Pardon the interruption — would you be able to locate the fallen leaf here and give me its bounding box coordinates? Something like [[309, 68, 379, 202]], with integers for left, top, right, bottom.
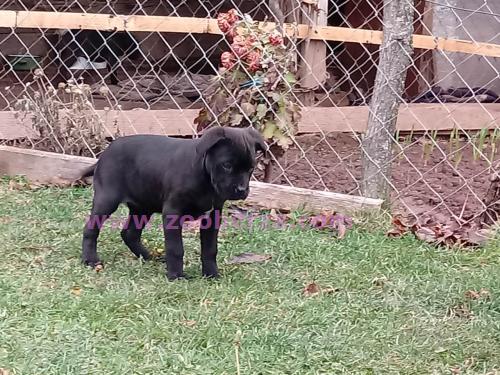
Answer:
[[0, 368, 11, 375], [151, 247, 164, 257], [227, 252, 271, 265], [463, 357, 476, 369], [480, 288, 492, 299], [70, 286, 82, 296], [180, 319, 197, 328], [49, 176, 73, 188], [33, 256, 44, 265], [94, 264, 104, 273], [302, 282, 320, 297], [447, 303, 474, 320], [464, 290, 481, 300], [0, 216, 12, 224], [465, 288, 491, 301], [467, 229, 493, 247], [336, 222, 347, 239], [372, 277, 388, 287], [415, 227, 437, 243], [322, 287, 341, 294], [8, 180, 27, 190]]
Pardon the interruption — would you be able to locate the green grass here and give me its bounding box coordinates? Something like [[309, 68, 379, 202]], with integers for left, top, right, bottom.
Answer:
[[0, 178, 499, 374]]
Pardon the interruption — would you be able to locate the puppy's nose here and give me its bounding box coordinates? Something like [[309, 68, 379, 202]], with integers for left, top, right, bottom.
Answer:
[[236, 185, 248, 194]]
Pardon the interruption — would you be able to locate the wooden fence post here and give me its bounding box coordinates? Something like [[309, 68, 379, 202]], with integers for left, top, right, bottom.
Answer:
[[298, 0, 328, 105], [361, 0, 414, 203]]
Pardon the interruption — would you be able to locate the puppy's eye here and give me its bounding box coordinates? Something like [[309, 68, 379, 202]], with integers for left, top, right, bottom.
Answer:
[[222, 162, 232, 171]]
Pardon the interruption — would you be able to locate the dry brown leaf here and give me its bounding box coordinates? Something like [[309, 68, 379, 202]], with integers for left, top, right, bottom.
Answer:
[[465, 288, 491, 301], [0, 216, 12, 224], [49, 176, 73, 188], [467, 229, 493, 246], [322, 287, 341, 295], [180, 320, 197, 328], [447, 303, 474, 319], [8, 180, 27, 190], [94, 264, 104, 273], [464, 290, 481, 300], [372, 277, 388, 287], [415, 227, 437, 243], [336, 222, 347, 239], [70, 286, 82, 296], [302, 282, 320, 297], [227, 252, 271, 265]]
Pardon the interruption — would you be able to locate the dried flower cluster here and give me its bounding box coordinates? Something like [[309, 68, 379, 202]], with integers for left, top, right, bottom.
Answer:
[[195, 9, 300, 158]]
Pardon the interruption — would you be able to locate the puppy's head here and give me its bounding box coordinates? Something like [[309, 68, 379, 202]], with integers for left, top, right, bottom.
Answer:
[[196, 126, 267, 201]]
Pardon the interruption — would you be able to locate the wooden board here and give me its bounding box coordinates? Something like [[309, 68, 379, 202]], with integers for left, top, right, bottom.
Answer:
[[298, 0, 328, 95], [0, 145, 383, 214], [0, 10, 499, 58], [1, 104, 499, 141]]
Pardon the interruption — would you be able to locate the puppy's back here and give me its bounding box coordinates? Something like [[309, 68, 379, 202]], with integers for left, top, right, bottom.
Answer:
[[93, 134, 192, 190]]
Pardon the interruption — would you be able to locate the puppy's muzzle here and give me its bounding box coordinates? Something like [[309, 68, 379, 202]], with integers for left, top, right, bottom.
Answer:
[[234, 185, 249, 200]]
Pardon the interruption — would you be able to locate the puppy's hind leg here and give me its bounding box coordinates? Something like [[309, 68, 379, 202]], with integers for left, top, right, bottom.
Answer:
[[82, 192, 120, 268], [121, 205, 152, 261]]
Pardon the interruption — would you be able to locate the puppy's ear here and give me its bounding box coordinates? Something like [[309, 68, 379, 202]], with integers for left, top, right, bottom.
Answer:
[[246, 127, 268, 158], [196, 126, 226, 156]]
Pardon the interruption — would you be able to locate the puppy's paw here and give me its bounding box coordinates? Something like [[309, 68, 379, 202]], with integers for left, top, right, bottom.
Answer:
[[202, 271, 220, 279], [82, 259, 104, 269], [166, 272, 191, 281], [202, 265, 219, 279], [137, 252, 152, 262]]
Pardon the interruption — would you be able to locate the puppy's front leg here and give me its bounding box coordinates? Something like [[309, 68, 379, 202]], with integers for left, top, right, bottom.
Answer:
[[200, 206, 222, 278], [162, 211, 186, 281]]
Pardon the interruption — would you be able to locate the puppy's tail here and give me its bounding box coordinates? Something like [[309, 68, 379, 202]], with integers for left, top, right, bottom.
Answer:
[[80, 163, 97, 179]]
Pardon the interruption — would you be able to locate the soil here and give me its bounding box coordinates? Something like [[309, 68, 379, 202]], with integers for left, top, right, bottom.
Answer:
[[260, 133, 499, 222]]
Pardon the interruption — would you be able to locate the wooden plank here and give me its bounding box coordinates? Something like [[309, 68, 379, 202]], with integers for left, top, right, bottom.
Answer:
[[0, 10, 17, 28], [0, 10, 498, 58], [0, 145, 383, 214], [1, 104, 499, 141], [416, 1, 435, 93], [298, 0, 328, 104], [246, 181, 382, 214], [0, 145, 94, 182], [299, 104, 500, 133]]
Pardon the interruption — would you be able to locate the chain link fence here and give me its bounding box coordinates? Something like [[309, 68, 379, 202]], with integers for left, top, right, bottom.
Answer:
[[0, 0, 499, 227]]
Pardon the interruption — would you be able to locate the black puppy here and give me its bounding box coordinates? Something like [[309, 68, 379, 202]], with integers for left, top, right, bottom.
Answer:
[[80, 126, 266, 280]]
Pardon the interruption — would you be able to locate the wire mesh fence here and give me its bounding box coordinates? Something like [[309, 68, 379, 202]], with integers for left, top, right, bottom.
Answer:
[[0, 0, 499, 228]]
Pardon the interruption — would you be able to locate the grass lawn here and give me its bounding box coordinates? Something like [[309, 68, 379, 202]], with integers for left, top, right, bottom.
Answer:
[[0, 178, 499, 374]]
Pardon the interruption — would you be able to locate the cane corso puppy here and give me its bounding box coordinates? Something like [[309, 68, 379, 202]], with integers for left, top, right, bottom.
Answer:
[[80, 126, 267, 280]]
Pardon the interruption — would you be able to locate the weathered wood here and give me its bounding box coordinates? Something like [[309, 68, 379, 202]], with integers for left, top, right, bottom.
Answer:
[[0, 145, 95, 182], [0, 145, 383, 214], [0, 10, 498, 58], [1, 103, 499, 141], [245, 181, 383, 214], [416, 1, 435, 93], [298, 0, 328, 105], [361, 0, 414, 202]]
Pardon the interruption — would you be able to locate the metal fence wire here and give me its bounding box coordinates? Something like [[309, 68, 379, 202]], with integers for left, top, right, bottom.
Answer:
[[0, 0, 499, 227]]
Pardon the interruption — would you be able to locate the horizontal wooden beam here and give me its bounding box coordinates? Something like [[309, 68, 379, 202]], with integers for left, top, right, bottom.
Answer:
[[0, 10, 498, 58], [1, 104, 498, 141], [0, 145, 383, 214]]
